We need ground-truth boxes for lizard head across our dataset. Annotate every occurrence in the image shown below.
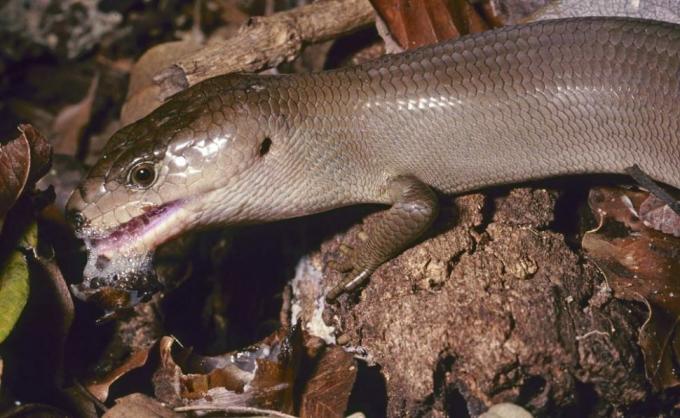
[66,75,276,304]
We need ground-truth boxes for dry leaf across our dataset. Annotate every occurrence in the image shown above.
[0,132,30,230]
[20,124,52,184]
[370,0,494,49]
[153,327,301,414]
[583,187,680,389]
[300,346,357,418]
[85,349,151,402]
[51,74,99,156]
[0,125,51,232]
[103,393,182,418]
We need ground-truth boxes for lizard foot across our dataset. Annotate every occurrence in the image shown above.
[325,176,439,302]
[326,243,373,301]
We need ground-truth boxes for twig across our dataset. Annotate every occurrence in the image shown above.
[174,405,298,417]
[154,0,374,100]
[624,164,680,216]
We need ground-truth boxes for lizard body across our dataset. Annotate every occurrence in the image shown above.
[66,17,680,299]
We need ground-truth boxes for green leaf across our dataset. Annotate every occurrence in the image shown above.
[0,223,36,343]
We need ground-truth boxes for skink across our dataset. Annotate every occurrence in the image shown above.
[66,17,680,300]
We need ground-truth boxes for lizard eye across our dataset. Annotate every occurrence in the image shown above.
[129,162,156,188]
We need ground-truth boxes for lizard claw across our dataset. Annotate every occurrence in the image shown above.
[326,244,372,301]
[326,269,371,302]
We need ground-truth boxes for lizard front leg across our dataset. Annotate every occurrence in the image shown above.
[326,175,439,301]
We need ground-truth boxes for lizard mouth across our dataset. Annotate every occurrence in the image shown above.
[74,199,187,307]
[88,199,185,253]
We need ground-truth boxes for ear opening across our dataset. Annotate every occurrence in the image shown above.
[259,136,272,157]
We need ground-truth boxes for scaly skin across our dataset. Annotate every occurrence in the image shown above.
[66,17,680,299]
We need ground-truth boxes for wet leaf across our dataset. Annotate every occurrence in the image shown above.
[370,0,494,49]
[0,222,37,343]
[300,346,357,418]
[583,187,680,389]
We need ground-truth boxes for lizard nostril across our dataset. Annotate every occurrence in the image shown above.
[67,210,86,230]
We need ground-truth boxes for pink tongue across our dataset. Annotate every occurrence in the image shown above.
[90,201,179,252]
[91,215,148,250]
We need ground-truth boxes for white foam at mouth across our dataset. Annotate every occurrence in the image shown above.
[80,200,184,285]
[82,245,153,286]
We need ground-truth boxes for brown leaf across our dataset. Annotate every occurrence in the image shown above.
[102,393,182,418]
[0,132,30,230]
[583,187,680,389]
[370,0,495,49]
[85,349,151,402]
[26,248,75,385]
[153,328,301,414]
[51,74,99,156]
[0,125,50,230]
[19,125,51,184]
[153,336,185,406]
[300,346,357,418]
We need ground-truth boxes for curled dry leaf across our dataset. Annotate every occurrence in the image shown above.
[583,187,680,390]
[0,125,51,230]
[0,132,30,230]
[85,349,151,402]
[18,124,51,185]
[153,328,301,414]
